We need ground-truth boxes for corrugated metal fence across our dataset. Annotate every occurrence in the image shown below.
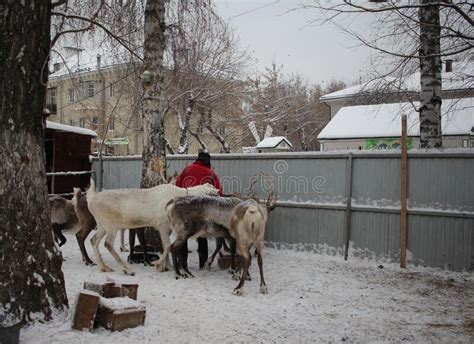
[92,151,474,271]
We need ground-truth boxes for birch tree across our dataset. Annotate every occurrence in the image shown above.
[0,1,68,324]
[140,0,168,188]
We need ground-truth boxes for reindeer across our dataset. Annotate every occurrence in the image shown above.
[86,179,218,275]
[229,193,277,295]
[166,189,277,291]
[49,195,80,247]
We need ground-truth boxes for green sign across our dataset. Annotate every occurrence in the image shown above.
[105,137,129,145]
[365,138,413,150]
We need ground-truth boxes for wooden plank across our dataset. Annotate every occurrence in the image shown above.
[400,114,408,268]
[72,291,100,331]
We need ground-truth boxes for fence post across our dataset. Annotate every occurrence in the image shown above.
[344,152,354,261]
[400,114,408,268]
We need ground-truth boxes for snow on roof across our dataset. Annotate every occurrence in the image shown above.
[46,120,97,137]
[320,61,474,101]
[317,97,474,139]
[49,36,142,79]
[256,136,292,148]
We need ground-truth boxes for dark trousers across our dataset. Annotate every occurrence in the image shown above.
[197,237,208,269]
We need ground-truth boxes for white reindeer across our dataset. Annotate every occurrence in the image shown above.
[87,179,219,275]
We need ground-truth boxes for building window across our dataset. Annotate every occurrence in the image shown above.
[92,116,99,126]
[49,88,56,105]
[47,88,57,113]
[69,119,74,126]
[108,116,114,131]
[87,82,95,98]
[109,83,114,97]
[53,63,60,72]
[197,123,204,134]
[79,117,85,128]
[68,88,74,103]
[217,123,226,135]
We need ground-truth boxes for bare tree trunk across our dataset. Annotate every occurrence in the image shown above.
[418,0,442,148]
[206,111,231,153]
[165,137,175,154]
[298,127,308,151]
[177,97,195,154]
[141,0,167,188]
[0,1,68,324]
[140,0,167,250]
[190,131,208,151]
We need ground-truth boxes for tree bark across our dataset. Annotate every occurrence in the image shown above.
[140,0,168,249]
[418,0,442,148]
[141,0,167,188]
[206,111,231,153]
[0,1,68,324]
[177,97,195,154]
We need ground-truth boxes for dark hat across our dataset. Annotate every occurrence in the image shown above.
[197,150,211,167]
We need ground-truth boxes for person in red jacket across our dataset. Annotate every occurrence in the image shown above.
[175,150,223,268]
[175,150,223,195]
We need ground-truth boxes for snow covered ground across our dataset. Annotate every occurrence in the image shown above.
[22,232,473,343]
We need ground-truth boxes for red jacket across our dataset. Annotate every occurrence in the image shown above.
[175,161,223,195]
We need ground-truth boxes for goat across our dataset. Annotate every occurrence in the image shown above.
[229,194,276,295]
[87,179,219,275]
[166,193,276,294]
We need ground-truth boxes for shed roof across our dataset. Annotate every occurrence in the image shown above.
[317,97,474,140]
[46,121,97,137]
[256,136,292,148]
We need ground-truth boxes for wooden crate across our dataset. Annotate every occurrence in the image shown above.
[72,291,100,331]
[95,297,146,332]
[84,281,139,300]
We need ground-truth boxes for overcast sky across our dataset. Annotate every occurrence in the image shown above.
[214,0,375,87]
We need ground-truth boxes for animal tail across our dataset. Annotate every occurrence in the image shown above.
[245,204,259,215]
[72,187,81,206]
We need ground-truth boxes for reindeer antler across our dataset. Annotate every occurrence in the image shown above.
[247,172,274,200]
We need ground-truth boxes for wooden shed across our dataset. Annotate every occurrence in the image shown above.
[45,121,97,196]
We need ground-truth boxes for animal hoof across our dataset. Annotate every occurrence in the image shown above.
[232,272,240,281]
[260,285,268,294]
[124,270,135,276]
[100,266,114,273]
[232,288,243,296]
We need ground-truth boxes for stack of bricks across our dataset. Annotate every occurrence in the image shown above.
[72,281,146,332]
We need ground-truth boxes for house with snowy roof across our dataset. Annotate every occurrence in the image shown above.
[318,59,474,150]
[255,136,292,152]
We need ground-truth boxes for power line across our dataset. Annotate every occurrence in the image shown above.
[225,0,280,21]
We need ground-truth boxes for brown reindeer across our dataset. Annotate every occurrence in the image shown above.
[166,191,277,294]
